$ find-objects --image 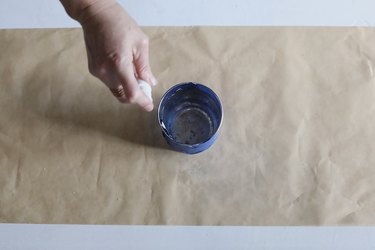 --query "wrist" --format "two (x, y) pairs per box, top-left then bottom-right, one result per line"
(60, 0), (117, 24)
